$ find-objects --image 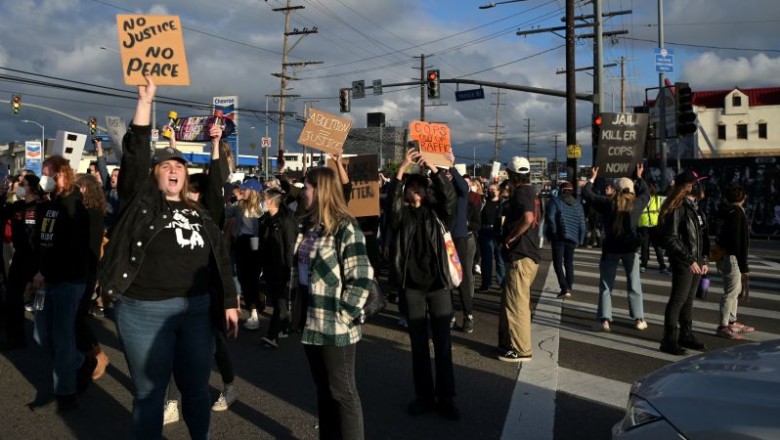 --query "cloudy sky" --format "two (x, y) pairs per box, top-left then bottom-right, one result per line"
(1, 0), (779, 166)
